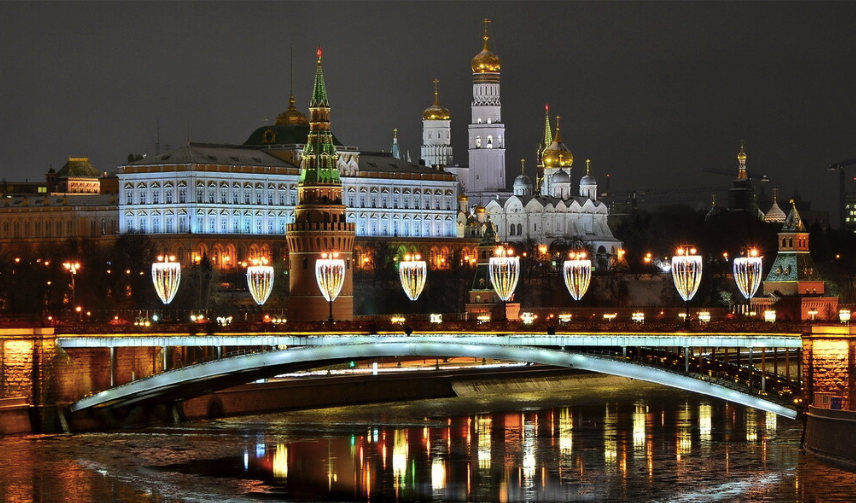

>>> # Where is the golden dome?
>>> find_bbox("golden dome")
[423,78,451,120]
[541,116,573,168]
[471,21,501,73]
[737,142,747,162]
[275,94,309,125]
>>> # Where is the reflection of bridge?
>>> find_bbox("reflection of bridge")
[61,331,803,419]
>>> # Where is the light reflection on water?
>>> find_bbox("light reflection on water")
[150,387,840,502]
[4,385,856,501]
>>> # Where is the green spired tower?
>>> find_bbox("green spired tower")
[286,48,355,322]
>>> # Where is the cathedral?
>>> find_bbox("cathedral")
[443,22,622,268]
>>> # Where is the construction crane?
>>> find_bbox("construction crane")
[828,158,856,233]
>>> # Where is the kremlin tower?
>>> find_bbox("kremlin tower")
[467,19,506,199]
[286,49,356,322]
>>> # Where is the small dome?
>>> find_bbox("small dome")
[765,200,786,223]
[737,143,747,162]
[513,174,532,188]
[551,169,570,184]
[474,204,486,214]
[275,94,309,126]
[580,174,596,186]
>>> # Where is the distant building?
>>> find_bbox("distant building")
[752,202,837,320]
[727,143,760,215]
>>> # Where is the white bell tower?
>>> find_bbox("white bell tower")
[467,19,506,197]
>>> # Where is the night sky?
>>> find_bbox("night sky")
[2,2,855,225]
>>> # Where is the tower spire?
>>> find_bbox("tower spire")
[300,47,340,185]
[543,104,553,148]
[276,44,308,126]
[433,78,441,106]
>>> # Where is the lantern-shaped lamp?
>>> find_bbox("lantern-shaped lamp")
[152,255,181,305]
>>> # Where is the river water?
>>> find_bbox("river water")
[3,380,856,502]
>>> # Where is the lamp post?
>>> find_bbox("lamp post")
[733,248,762,314]
[562,251,592,301]
[315,252,345,323]
[671,246,703,325]
[399,253,427,315]
[247,257,275,306]
[489,246,520,322]
[152,255,181,305]
[62,261,80,306]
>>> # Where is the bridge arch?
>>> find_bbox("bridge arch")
[71,340,798,418]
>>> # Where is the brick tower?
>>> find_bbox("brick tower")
[286,49,355,322]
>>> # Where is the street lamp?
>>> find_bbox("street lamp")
[246,258,274,306]
[733,248,762,309]
[399,253,427,302]
[152,255,181,305]
[671,246,703,323]
[489,246,520,321]
[562,251,592,301]
[315,252,345,323]
[62,261,80,305]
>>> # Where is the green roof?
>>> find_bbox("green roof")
[243,123,343,147]
[57,157,100,178]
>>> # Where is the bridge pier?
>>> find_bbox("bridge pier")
[802,326,856,411]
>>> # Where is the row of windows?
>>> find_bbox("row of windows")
[124,183,297,206]
[122,212,455,237]
[122,182,455,210]
[0,218,117,239]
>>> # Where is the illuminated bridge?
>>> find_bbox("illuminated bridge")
[60,331,803,419]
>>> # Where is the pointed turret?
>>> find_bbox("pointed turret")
[542,104,553,149]
[300,48,340,185]
[391,128,401,160]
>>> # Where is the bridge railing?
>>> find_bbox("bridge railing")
[574,346,801,408]
[53,318,813,336]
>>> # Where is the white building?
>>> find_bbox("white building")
[449,22,621,263]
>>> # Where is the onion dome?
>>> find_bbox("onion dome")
[551,168,570,184]
[423,78,451,120]
[541,116,573,168]
[474,203,486,214]
[737,142,747,162]
[580,159,596,186]
[471,21,501,73]
[513,158,532,194]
